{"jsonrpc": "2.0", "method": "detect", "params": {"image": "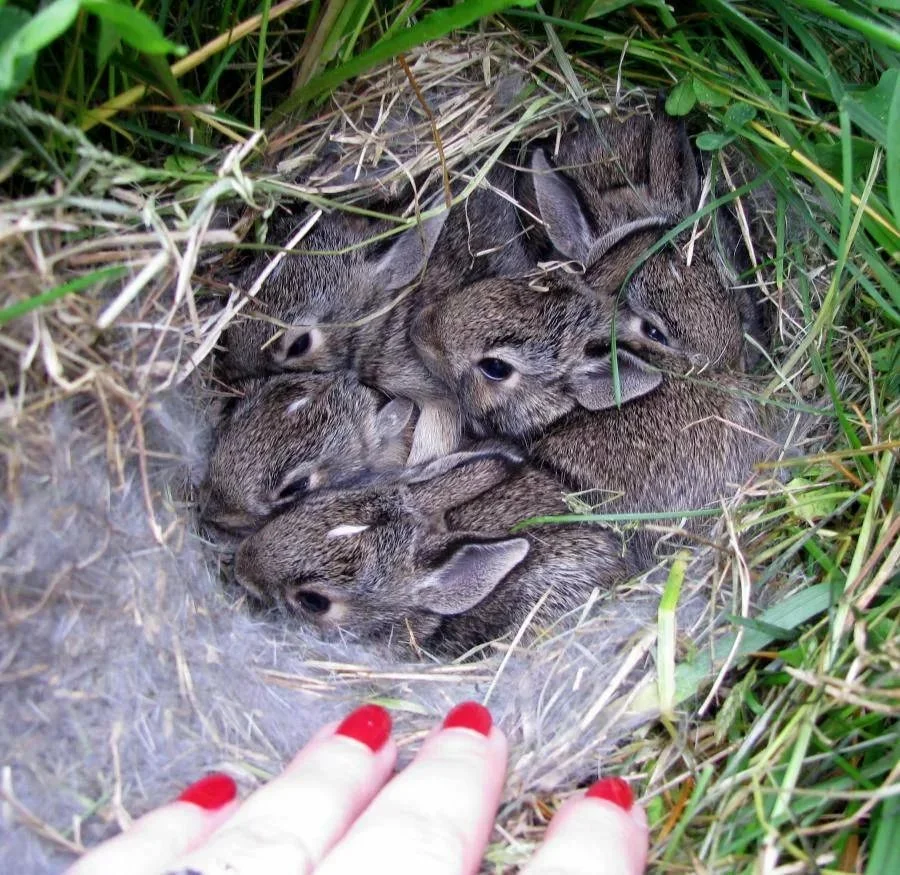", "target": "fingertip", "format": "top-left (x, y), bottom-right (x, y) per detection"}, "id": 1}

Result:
top-left (523, 782), bottom-right (649, 875)
top-left (442, 701), bottom-right (493, 736)
top-left (584, 779), bottom-right (648, 837)
top-left (335, 703), bottom-right (393, 752)
top-left (66, 793), bottom-right (239, 875)
top-left (177, 773), bottom-right (238, 810)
